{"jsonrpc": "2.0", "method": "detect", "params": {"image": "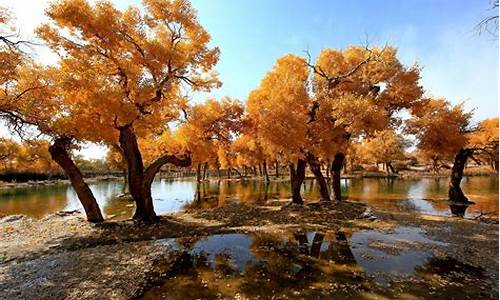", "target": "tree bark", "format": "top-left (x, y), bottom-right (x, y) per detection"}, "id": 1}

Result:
top-left (449, 148), bottom-right (473, 204)
top-left (275, 160), bottom-right (279, 177)
top-left (263, 160), bottom-right (270, 182)
top-left (232, 167), bottom-right (243, 179)
top-left (310, 233), bottom-right (325, 258)
top-left (331, 153), bottom-right (345, 202)
top-left (202, 162), bottom-right (208, 180)
top-left (306, 153), bottom-right (330, 201)
top-left (196, 163), bottom-right (202, 182)
top-left (49, 137), bottom-right (103, 223)
top-left (119, 126), bottom-right (153, 222)
top-left (289, 159), bottom-right (306, 204)
top-left (387, 161), bottom-right (396, 174)
top-left (121, 170), bottom-right (128, 194)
